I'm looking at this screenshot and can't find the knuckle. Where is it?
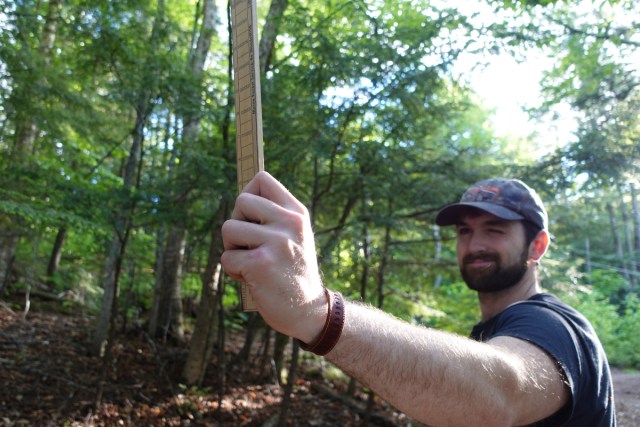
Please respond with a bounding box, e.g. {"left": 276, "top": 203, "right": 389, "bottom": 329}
{"left": 220, "top": 219, "right": 235, "bottom": 237}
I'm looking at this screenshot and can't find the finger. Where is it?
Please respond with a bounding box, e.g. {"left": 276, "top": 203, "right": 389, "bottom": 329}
{"left": 242, "top": 171, "right": 307, "bottom": 214}
{"left": 221, "top": 245, "right": 276, "bottom": 286}
{"left": 220, "top": 249, "right": 249, "bottom": 283}
{"left": 221, "top": 218, "right": 271, "bottom": 251}
{"left": 231, "top": 191, "right": 296, "bottom": 225}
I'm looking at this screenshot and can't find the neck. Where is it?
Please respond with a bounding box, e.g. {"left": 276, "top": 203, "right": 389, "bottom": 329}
{"left": 477, "top": 267, "right": 541, "bottom": 321}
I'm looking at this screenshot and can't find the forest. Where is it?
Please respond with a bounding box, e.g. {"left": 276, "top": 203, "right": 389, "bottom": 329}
{"left": 0, "top": 0, "right": 639, "bottom": 425}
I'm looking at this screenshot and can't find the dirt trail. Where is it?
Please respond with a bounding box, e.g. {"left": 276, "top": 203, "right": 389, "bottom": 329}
{"left": 613, "top": 369, "right": 640, "bottom": 427}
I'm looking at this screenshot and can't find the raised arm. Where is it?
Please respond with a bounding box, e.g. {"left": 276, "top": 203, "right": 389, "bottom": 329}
{"left": 221, "top": 172, "right": 568, "bottom": 426}
{"left": 326, "top": 303, "right": 568, "bottom": 426}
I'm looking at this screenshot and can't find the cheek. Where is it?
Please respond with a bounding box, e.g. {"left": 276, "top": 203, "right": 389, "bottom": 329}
{"left": 455, "top": 241, "right": 465, "bottom": 263}
{"left": 502, "top": 241, "right": 529, "bottom": 265}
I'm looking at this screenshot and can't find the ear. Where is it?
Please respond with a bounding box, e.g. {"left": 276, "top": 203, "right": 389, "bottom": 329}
{"left": 529, "top": 230, "right": 549, "bottom": 262}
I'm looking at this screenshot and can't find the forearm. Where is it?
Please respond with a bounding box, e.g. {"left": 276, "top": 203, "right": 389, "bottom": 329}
{"left": 325, "top": 302, "right": 522, "bottom": 427}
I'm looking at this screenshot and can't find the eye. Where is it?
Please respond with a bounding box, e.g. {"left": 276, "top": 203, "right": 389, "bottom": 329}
{"left": 488, "top": 228, "right": 505, "bottom": 234}
{"left": 456, "top": 226, "right": 471, "bottom": 236}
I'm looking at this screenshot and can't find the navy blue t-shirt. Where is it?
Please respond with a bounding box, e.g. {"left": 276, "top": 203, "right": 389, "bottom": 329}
{"left": 470, "top": 293, "right": 616, "bottom": 426}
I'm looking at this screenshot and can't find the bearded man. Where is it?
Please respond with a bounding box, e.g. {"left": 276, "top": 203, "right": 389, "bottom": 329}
{"left": 222, "top": 173, "right": 616, "bottom": 426}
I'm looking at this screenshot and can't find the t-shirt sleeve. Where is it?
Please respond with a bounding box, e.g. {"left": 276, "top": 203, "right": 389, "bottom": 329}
{"left": 488, "top": 303, "right": 582, "bottom": 419}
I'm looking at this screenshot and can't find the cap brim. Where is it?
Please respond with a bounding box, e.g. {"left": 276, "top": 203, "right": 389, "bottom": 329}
{"left": 435, "top": 202, "right": 525, "bottom": 226}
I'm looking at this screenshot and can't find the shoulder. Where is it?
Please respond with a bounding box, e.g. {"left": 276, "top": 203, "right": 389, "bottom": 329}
{"left": 476, "top": 294, "right": 576, "bottom": 341}
{"left": 492, "top": 294, "right": 596, "bottom": 359}
{"left": 503, "top": 294, "right": 598, "bottom": 343}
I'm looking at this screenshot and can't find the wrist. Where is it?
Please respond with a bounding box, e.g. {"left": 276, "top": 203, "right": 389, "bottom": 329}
{"left": 299, "top": 289, "right": 345, "bottom": 356}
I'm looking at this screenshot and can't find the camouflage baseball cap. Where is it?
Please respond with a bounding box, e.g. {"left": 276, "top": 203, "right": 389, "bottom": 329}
{"left": 435, "top": 178, "right": 548, "bottom": 230}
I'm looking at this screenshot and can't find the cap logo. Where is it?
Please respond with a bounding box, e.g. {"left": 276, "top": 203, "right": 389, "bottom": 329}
{"left": 464, "top": 186, "right": 501, "bottom": 203}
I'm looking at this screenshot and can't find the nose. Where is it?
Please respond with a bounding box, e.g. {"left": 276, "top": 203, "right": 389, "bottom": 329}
{"left": 461, "top": 231, "right": 489, "bottom": 254}
{"left": 470, "top": 233, "right": 489, "bottom": 252}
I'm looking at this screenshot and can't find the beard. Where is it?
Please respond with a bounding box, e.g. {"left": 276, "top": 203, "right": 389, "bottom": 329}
{"left": 460, "top": 248, "right": 529, "bottom": 293}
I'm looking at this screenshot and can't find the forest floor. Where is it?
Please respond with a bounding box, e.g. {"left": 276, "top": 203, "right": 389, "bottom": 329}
{"left": 0, "top": 302, "right": 639, "bottom": 427}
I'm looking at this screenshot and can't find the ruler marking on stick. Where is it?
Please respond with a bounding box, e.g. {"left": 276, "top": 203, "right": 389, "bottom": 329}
{"left": 231, "top": 0, "right": 262, "bottom": 312}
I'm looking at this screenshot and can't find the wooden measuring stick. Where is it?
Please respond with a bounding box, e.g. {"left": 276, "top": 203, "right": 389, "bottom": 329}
{"left": 231, "top": 0, "right": 263, "bottom": 311}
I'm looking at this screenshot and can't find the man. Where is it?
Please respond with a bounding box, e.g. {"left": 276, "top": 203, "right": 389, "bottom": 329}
{"left": 221, "top": 172, "right": 616, "bottom": 426}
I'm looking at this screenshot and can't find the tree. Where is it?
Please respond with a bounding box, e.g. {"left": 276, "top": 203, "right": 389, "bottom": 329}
{"left": 182, "top": 0, "right": 293, "bottom": 386}
{"left": 149, "top": 0, "right": 218, "bottom": 342}
{"left": 0, "top": 0, "right": 62, "bottom": 290}
{"left": 94, "top": 0, "right": 169, "bottom": 356}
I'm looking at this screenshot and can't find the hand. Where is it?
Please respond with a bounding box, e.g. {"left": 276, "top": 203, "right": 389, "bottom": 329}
{"left": 221, "top": 172, "right": 327, "bottom": 342}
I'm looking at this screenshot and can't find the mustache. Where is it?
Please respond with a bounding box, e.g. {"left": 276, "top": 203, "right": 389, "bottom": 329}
{"left": 462, "top": 252, "right": 500, "bottom": 266}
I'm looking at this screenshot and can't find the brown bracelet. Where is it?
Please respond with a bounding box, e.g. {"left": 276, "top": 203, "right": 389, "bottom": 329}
{"left": 299, "top": 289, "right": 345, "bottom": 356}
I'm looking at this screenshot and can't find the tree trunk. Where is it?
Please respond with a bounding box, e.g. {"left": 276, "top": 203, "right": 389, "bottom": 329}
{"left": 606, "top": 202, "right": 628, "bottom": 282}
{"left": 216, "top": 271, "right": 228, "bottom": 400}
{"left": 120, "top": 259, "right": 138, "bottom": 332}
{"left": 189, "top": 0, "right": 217, "bottom": 77}
{"left": 94, "top": 0, "right": 166, "bottom": 351}
{"left": 359, "top": 219, "right": 371, "bottom": 302}
{"left": 433, "top": 224, "right": 443, "bottom": 288}
{"left": 11, "top": 0, "right": 60, "bottom": 159}
{"left": 155, "top": 226, "right": 187, "bottom": 341}
{"left": 1, "top": 0, "right": 61, "bottom": 287}
{"left": 258, "top": 326, "right": 274, "bottom": 380}
{"left": 0, "top": 231, "right": 19, "bottom": 292}
{"left": 620, "top": 194, "right": 636, "bottom": 288}
{"left": 38, "top": 0, "right": 62, "bottom": 63}
{"left": 273, "top": 332, "right": 289, "bottom": 386}
{"left": 94, "top": 102, "right": 149, "bottom": 355}
{"left": 182, "top": 203, "right": 228, "bottom": 385}
{"left": 148, "top": 114, "right": 175, "bottom": 336}
{"left": 259, "top": 0, "right": 289, "bottom": 73}
{"left": 152, "top": 0, "right": 216, "bottom": 342}
{"left": 182, "top": 0, "right": 239, "bottom": 383}
{"left": 0, "top": 253, "right": 15, "bottom": 298}
{"left": 631, "top": 184, "right": 640, "bottom": 286}
{"left": 377, "top": 207, "right": 393, "bottom": 310}
{"left": 148, "top": 225, "right": 166, "bottom": 336}
{"left": 277, "top": 341, "right": 300, "bottom": 427}
{"left": 232, "top": 313, "right": 262, "bottom": 372}
{"left": 46, "top": 225, "right": 67, "bottom": 288}
{"left": 585, "top": 238, "right": 592, "bottom": 283}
